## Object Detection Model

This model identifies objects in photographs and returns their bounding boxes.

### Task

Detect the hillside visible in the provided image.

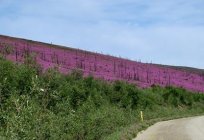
[0,35,204,93]
[0,57,204,139]
[155,64,204,75]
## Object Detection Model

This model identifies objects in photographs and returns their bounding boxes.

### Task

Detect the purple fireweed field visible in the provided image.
[0,35,204,93]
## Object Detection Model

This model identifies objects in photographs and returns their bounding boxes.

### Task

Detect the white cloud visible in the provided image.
[0,0,204,68]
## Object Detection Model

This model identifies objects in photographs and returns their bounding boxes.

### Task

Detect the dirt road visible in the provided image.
[134,116,204,140]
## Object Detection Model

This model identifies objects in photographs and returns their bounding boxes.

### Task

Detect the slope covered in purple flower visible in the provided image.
[0,35,204,93]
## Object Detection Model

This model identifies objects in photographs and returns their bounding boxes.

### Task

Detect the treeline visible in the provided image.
[0,57,203,140]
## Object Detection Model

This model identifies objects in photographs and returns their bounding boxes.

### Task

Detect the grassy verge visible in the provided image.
[105,109,204,140]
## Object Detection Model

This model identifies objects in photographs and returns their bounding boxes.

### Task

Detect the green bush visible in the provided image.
[0,58,203,140]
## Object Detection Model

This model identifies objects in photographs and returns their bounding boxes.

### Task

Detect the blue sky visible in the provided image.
[0,0,204,68]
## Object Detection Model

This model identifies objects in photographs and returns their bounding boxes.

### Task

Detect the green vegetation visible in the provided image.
[0,57,203,140]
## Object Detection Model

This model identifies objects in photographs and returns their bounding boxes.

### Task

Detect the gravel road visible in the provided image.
[134,116,204,140]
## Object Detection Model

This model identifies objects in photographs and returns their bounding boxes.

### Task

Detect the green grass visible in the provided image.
[0,57,203,140]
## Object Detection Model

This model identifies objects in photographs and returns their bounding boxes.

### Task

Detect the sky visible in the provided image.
[0,0,204,69]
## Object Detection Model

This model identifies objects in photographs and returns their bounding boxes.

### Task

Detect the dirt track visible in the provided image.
[134,116,204,140]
